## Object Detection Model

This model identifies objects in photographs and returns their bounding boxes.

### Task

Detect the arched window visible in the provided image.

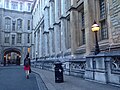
[5,17,11,31]
[17,19,22,30]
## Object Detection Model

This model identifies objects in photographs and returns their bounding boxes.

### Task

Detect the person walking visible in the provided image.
[24,54,30,79]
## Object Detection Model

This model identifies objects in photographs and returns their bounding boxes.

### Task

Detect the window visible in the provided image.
[99,0,108,40]
[20,2,22,10]
[81,12,85,44]
[28,3,31,11]
[99,0,105,19]
[27,20,30,30]
[11,1,18,10]
[27,34,30,43]
[5,0,9,8]
[17,33,22,43]
[4,33,10,43]
[101,20,108,39]
[12,34,15,45]
[12,21,16,31]
[17,19,22,30]
[5,17,11,31]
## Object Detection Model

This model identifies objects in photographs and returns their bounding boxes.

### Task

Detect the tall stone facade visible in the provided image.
[32,0,120,85]
[0,0,33,64]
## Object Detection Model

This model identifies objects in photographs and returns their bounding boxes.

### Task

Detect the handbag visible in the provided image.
[29,67,31,73]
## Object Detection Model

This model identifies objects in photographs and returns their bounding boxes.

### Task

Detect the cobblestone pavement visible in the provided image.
[0,66,39,90]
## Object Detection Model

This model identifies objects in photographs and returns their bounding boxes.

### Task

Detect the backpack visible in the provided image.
[24,58,29,67]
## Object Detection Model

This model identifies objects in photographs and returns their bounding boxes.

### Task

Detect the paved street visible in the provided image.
[0,66,39,90]
[32,67,120,90]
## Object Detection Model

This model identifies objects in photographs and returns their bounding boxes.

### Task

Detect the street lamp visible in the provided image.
[92,21,100,55]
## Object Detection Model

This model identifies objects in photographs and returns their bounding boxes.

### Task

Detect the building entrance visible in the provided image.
[3,48,21,66]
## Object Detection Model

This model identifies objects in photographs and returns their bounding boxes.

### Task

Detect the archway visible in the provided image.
[3,48,21,66]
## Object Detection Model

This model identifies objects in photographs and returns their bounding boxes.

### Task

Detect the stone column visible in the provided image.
[61,0,66,16]
[54,0,60,55]
[43,32,49,56]
[39,27,42,57]
[49,0,55,56]
[54,0,59,22]
[44,6,49,31]
[84,0,94,55]
[49,28,53,56]
[49,0,55,28]
[35,32,38,59]
[44,5,50,56]
[54,23,60,54]
[70,8,78,55]
[61,17,66,53]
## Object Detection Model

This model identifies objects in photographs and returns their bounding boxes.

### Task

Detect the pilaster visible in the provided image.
[39,27,42,57]
[61,0,66,16]
[60,16,66,53]
[84,0,94,55]
[54,0,59,23]
[54,23,60,55]
[70,7,78,55]
[44,6,49,32]
[43,31,49,56]
[49,0,55,28]
[49,28,54,56]
[35,32,38,58]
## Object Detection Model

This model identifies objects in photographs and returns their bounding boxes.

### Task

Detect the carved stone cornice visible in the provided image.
[60,15,66,19]
[49,27,54,30]
[43,31,49,34]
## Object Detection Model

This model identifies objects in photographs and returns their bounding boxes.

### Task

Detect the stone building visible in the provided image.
[0,0,33,65]
[32,0,120,85]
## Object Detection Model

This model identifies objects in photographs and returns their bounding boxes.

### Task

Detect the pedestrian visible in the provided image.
[24,55,30,79]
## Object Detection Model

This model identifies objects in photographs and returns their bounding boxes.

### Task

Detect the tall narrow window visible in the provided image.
[12,34,15,45]
[17,19,22,30]
[12,21,15,31]
[99,0,108,40]
[27,34,30,43]
[11,1,18,10]
[28,3,31,11]
[5,0,9,8]
[81,12,85,44]
[4,33,10,43]
[20,2,22,10]
[27,20,30,30]
[17,33,22,43]
[5,17,11,31]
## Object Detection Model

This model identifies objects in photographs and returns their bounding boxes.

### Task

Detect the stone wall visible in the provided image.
[110,0,120,43]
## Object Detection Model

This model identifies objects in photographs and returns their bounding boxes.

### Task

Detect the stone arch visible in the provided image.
[3,48,22,66]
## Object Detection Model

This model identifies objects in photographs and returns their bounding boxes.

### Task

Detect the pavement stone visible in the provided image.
[31,67,120,90]
[0,66,39,90]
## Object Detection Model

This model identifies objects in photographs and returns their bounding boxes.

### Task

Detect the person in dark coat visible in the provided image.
[24,54,31,79]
